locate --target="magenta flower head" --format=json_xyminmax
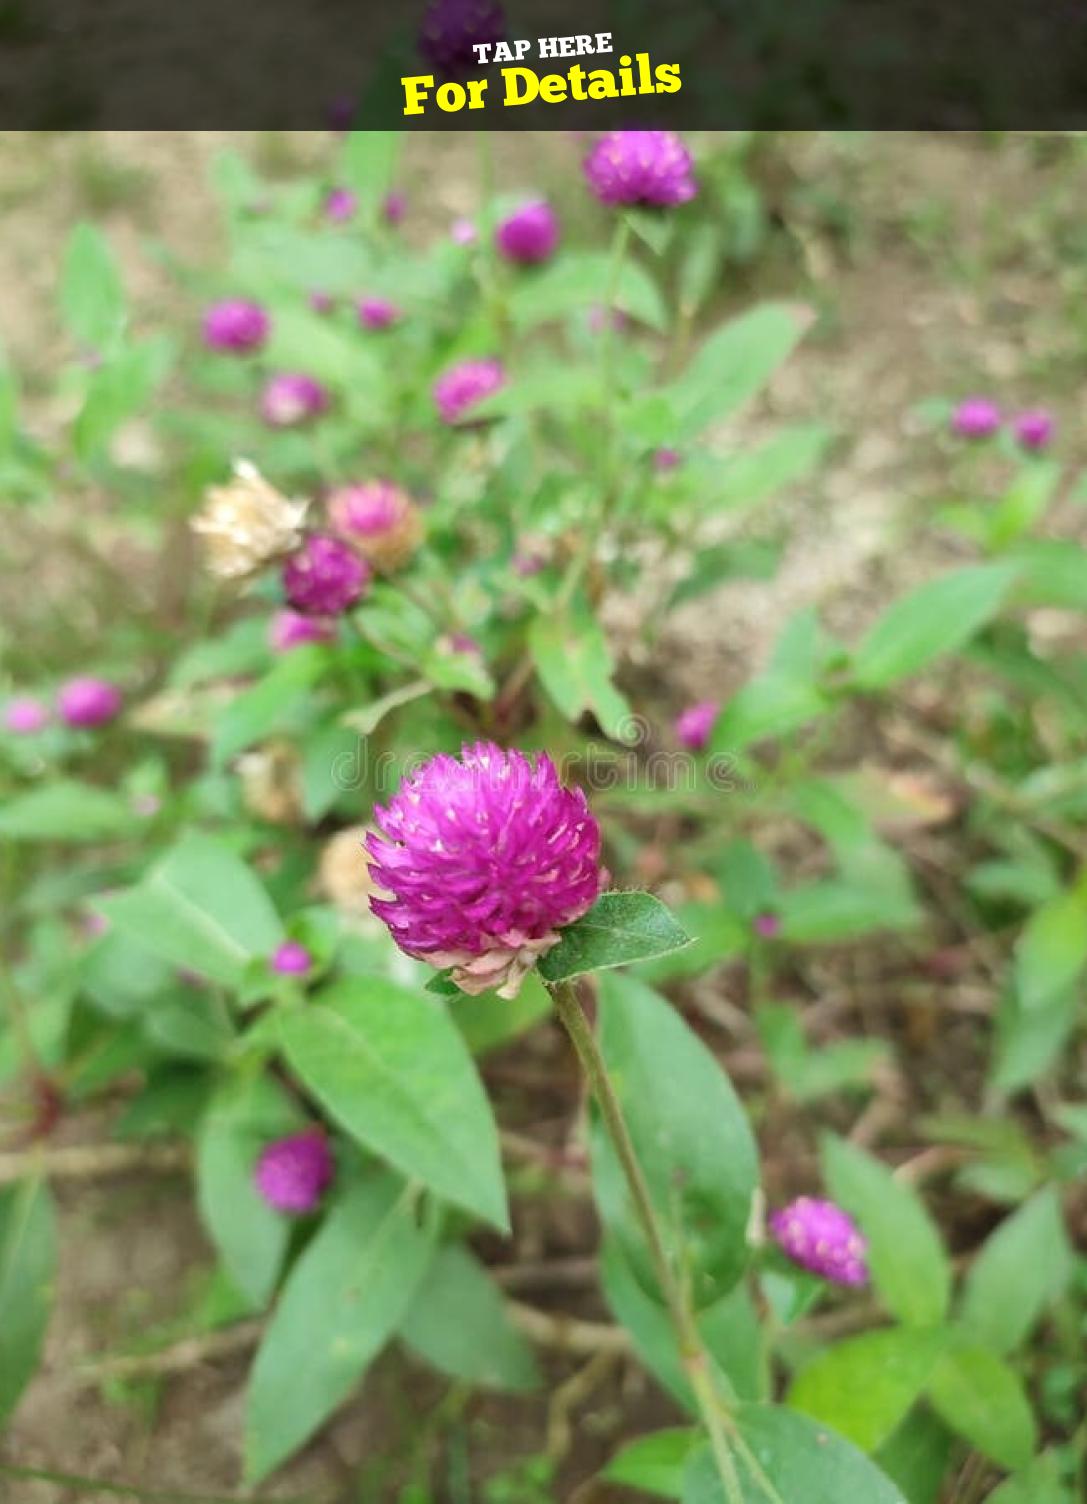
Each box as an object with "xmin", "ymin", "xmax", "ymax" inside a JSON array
[
  {"xmin": 950, "ymin": 396, "xmax": 1001, "ymax": 439},
  {"xmin": 368, "ymin": 742, "xmax": 605, "ymax": 998},
  {"xmin": 675, "ymin": 700, "xmax": 719, "ymax": 753},
  {"xmin": 260, "ymin": 372, "xmax": 330, "ymax": 428},
  {"xmin": 383, "ymin": 190, "xmax": 407, "ymax": 226},
  {"xmin": 254, "ymin": 1129, "xmax": 333, "ymax": 1215},
  {"xmin": 58, "ymin": 677, "xmax": 123, "ymax": 729},
  {"xmin": 451, "ymin": 217, "xmax": 478, "ymax": 245},
  {"xmin": 418, "ymin": 0, "xmax": 505, "ymax": 75},
  {"xmin": 269, "ymin": 609, "xmax": 336, "ymax": 652},
  {"xmin": 769, "ymin": 1197, "xmax": 868, "ymax": 1287},
  {"xmin": 282, "ymin": 533, "xmax": 371, "ymax": 616},
  {"xmin": 653, "ymin": 446, "xmax": 682, "ymax": 473},
  {"xmin": 433, "ymin": 358, "xmax": 506, "ymax": 425},
  {"xmin": 357, "ymin": 297, "xmax": 401, "ymax": 331},
  {"xmin": 495, "ymin": 201, "xmax": 560, "ymax": 265},
  {"xmin": 584, "ymin": 131, "xmax": 697, "ymax": 209},
  {"xmin": 4, "ymin": 696, "xmax": 49, "ymax": 734},
  {"xmin": 1013, "ymin": 409, "xmax": 1054, "ymax": 452},
  {"xmin": 753, "ymin": 912, "xmax": 781, "ymax": 941},
  {"xmin": 202, "ymin": 298, "xmax": 270, "ymax": 354},
  {"xmin": 271, "ymin": 940, "xmax": 312, "ymax": 975},
  {"xmin": 324, "ymin": 186, "xmax": 358, "ymax": 224},
  {"xmin": 328, "ymin": 480, "xmax": 423, "ymax": 572}
]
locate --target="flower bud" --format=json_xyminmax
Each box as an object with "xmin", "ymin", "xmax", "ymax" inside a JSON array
[
  {"xmin": 283, "ymin": 533, "xmax": 371, "ymax": 616},
  {"xmin": 4, "ymin": 696, "xmax": 49, "ymax": 734},
  {"xmin": 271, "ymin": 940, "xmax": 312, "ymax": 975},
  {"xmin": 203, "ymin": 299, "xmax": 269, "ymax": 354},
  {"xmin": 433, "ymin": 358, "xmax": 505, "ymax": 425},
  {"xmin": 324, "ymin": 187, "xmax": 358, "ymax": 223},
  {"xmin": 1013, "ymin": 409, "xmax": 1054, "ymax": 452},
  {"xmin": 950, "ymin": 397, "xmax": 1001, "ymax": 439},
  {"xmin": 496, "ymin": 201, "xmax": 560, "ymax": 265},
  {"xmin": 357, "ymin": 297, "xmax": 401, "ymax": 331},
  {"xmin": 269, "ymin": 610, "xmax": 336, "ymax": 652},
  {"xmin": 254, "ymin": 1129, "xmax": 333, "ymax": 1214},
  {"xmin": 328, "ymin": 481, "xmax": 423, "ymax": 573},
  {"xmin": 260, "ymin": 373, "xmax": 329, "ymax": 428},
  {"xmin": 584, "ymin": 131, "xmax": 697, "ymax": 208},
  {"xmin": 58, "ymin": 678, "xmax": 122, "ymax": 729},
  {"xmin": 769, "ymin": 1196, "xmax": 868, "ymax": 1286},
  {"xmin": 675, "ymin": 700, "xmax": 718, "ymax": 752}
]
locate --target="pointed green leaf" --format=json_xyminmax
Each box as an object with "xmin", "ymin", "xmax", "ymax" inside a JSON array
[
  {"xmin": 399, "ymin": 1244, "xmax": 539, "ymax": 1391},
  {"xmin": 927, "ymin": 1343, "xmax": 1036, "ymax": 1471},
  {"xmin": 0, "ymin": 1178, "xmax": 56, "ymax": 1423},
  {"xmin": 789, "ymin": 1328, "xmax": 947, "ymax": 1453},
  {"xmin": 539, "ymin": 892, "xmax": 691, "ymax": 983},
  {"xmin": 852, "ymin": 564, "xmax": 1017, "ymax": 689},
  {"xmin": 961, "ymin": 1187, "xmax": 1072, "ymax": 1354}
]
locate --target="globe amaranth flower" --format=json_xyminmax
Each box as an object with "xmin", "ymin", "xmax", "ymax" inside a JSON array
[
  {"xmin": 418, "ymin": 0, "xmax": 505, "ymax": 76},
  {"xmin": 383, "ymin": 190, "xmax": 407, "ymax": 226},
  {"xmin": 653, "ymin": 447, "xmax": 682, "ymax": 473},
  {"xmin": 269, "ymin": 609, "xmax": 336, "ymax": 652},
  {"xmin": 328, "ymin": 480, "xmax": 423, "ymax": 573},
  {"xmin": 451, "ymin": 217, "xmax": 478, "ymax": 245},
  {"xmin": 261, "ymin": 372, "xmax": 330, "ymax": 428},
  {"xmin": 203, "ymin": 298, "xmax": 270, "ymax": 354},
  {"xmin": 324, "ymin": 186, "xmax": 358, "ymax": 223},
  {"xmin": 191, "ymin": 461, "xmax": 308, "ymax": 580},
  {"xmin": 1013, "ymin": 409, "xmax": 1054, "ymax": 452},
  {"xmin": 433, "ymin": 358, "xmax": 506, "ymax": 425},
  {"xmin": 357, "ymin": 297, "xmax": 401, "ymax": 331},
  {"xmin": 58, "ymin": 677, "xmax": 123, "ymax": 728},
  {"xmin": 675, "ymin": 700, "xmax": 719, "ymax": 752},
  {"xmin": 769, "ymin": 1197, "xmax": 869, "ymax": 1287},
  {"xmin": 368, "ymin": 742, "xmax": 605, "ymax": 999},
  {"xmin": 950, "ymin": 396, "xmax": 1001, "ymax": 439},
  {"xmin": 4, "ymin": 696, "xmax": 49, "ymax": 734},
  {"xmin": 584, "ymin": 131, "xmax": 697, "ymax": 208},
  {"xmin": 753, "ymin": 911, "xmax": 781, "ymax": 940},
  {"xmin": 495, "ymin": 201, "xmax": 560, "ymax": 265},
  {"xmin": 283, "ymin": 533, "xmax": 371, "ymax": 616},
  {"xmin": 254, "ymin": 1129, "xmax": 333, "ymax": 1215},
  {"xmin": 271, "ymin": 940, "xmax": 313, "ymax": 975}
]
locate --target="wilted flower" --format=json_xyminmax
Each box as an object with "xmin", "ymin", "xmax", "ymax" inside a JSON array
[
  {"xmin": 950, "ymin": 397, "xmax": 1001, "ymax": 439},
  {"xmin": 418, "ymin": 0, "xmax": 505, "ymax": 76},
  {"xmin": 357, "ymin": 297, "xmax": 401, "ymax": 331},
  {"xmin": 368, "ymin": 742, "xmax": 605, "ymax": 998},
  {"xmin": 433, "ymin": 358, "xmax": 506, "ymax": 425},
  {"xmin": 451, "ymin": 217, "xmax": 478, "ymax": 245},
  {"xmin": 260, "ymin": 372, "xmax": 330, "ymax": 428},
  {"xmin": 328, "ymin": 481, "xmax": 423, "ymax": 573},
  {"xmin": 319, "ymin": 825, "xmax": 381, "ymax": 915},
  {"xmin": 496, "ymin": 201, "xmax": 560, "ymax": 265},
  {"xmin": 269, "ymin": 609, "xmax": 336, "ymax": 652},
  {"xmin": 1013, "ymin": 409, "xmax": 1054, "ymax": 452},
  {"xmin": 324, "ymin": 186, "xmax": 358, "ymax": 223},
  {"xmin": 237, "ymin": 741, "xmax": 303, "ymax": 825},
  {"xmin": 769, "ymin": 1197, "xmax": 868, "ymax": 1286},
  {"xmin": 58, "ymin": 678, "xmax": 122, "ymax": 729},
  {"xmin": 383, "ymin": 190, "xmax": 407, "ymax": 226},
  {"xmin": 584, "ymin": 131, "xmax": 697, "ymax": 208},
  {"xmin": 254, "ymin": 1129, "xmax": 333, "ymax": 1215},
  {"xmin": 192, "ymin": 461, "xmax": 308, "ymax": 580},
  {"xmin": 283, "ymin": 533, "xmax": 371, "ymax": 616},
  {"xmin": 675, "ymin": 700, "xmax": 718, "ymax": 752},
  {"xmin": 753, "ymin": 912, "xmax": 781, "ymax": 940},
  {"xmin": 271, "ymin": 940, "xmax": 312, "ymax": 975},
  {"xmin": 203, "ymin": 298, "xmax": 270, "ymax": 353},
  {"xmin": 4, "ymin": 697, "xmax": 49, "ymax": 734}
]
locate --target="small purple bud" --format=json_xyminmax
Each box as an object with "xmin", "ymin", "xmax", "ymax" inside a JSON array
[
  {"xmin": 383, "ymin": 191, "xmax": 407, "ymax": 226},
  {"xmin": 271, "ymin": 940, "xmax": 313, "ymax": 975},
  {"xmin": 203, "ymin": 299, "xmax": 270, "ymax": 354},
  {"xmin": 586, "ymin": 304, "xmax": 628, "ymax": 335},
  {"xmin": 513, "ymin": 550, "xmax": 546, "ymax": 578},
  {"xmin": 269, "ymin": 609, "xmax": 337, "ymax": 652},
  {"xmin": 653, "ymin": 447, "xmax": 682, "ymax": 472},
  {"xmin": 950, "ymin": 397, "xmax": 1001, "ymax": 440},
  {"xmin": 254, "ymin": 1129, "xmax": 333, "ymax": 1215},
  {"xmin": 1013, "ymin": 409, "xmax": 1054, "ymax": 452},
  {"xmin": 433, "ymin": 358, "xmax": 506, "ymax": 425},
  {"xmin": 769, "ymin": 1197, "xmax": 869, "ymax": 1287},
  {"xmin": 260, "ymin": 373, "xmax": 330, "ymax": 428},
  {"xmin": 495, "ymin": 201, "xmax": 560, "ymax": 265},
  {"xmin": 57, "ymin": 677, "xmax": 123, "ymax": 729},
  {"xmin": 308, "ymin": 290, "xmax": 336, "ymax": 315},
  {"xmin": 451, "ymin": 217, "xmax": 478, "ymax": 245},
  {"xmin": 753, "ymin": 912, "xmax": 781, "ymax": 940},
  {"xmin": 675, "ymin": 700, "xmax": 718, "ymax": 752},
  {"xmin": 325, "ymin": 187, "xmax": 358, "ymax": 224},
  {"xmin": 4, "ymin": 696, "xmax": 49, "ymax": 734},
  {"xmin": 357, "ymin": 297, "xmax": 400, "ymax": 331},
  {"xmin": 283, "ymin": 533, "xmax": 371, "ymax": 616}
]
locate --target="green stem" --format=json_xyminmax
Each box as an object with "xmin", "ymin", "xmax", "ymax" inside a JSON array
[{"xmin": 549, "ymin": 979, "xmax": 744, "ymax": 1504}]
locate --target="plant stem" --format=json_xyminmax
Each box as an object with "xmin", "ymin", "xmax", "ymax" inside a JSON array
[{"xmin": 549, "ymin": 978, "xmax": 744, "ymax": 1504}]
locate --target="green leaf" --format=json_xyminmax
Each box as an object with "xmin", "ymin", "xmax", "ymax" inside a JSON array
[
  {"xmin": 60, "ymin": 223, "xmax": 125, "ymax": 349},
  {"xmin": 594, "ymin": 975, "xmax": 758, "ymax": 1307},
  {"xmin": 1014, "ymin": 885, "xmax": 1087, "ymax": 1012},
  {"xmin": 960, "ymin": 1188, "xmax": 1072, "ymax": 1354},
  {"xmin": 97, "ymin": 835, "xmax": 284, "ymax": 989},
  {"xmin": 821, "ymin": 1136, "xmax": 951, "ymax": 1327},
  {"xmin": 667, "ymin": 541, "xmax": 781, "ymax": 611},
  {"xmin": 788, "ymin": 1328, "xmax": 947, "ymax": 1453},
  {"xmin": 0, "ymin": 781, "xmax": 136, "ymax": 842},
  {"xmin": 398, "ymin": 1244, "xmax": 539, "ymax": 1391},
  {"xmin": 710, "ymin": 675, "xmax": 827, "ymax": 754},
  {"xmin": 340, "ymin": 130, "xmax": 402, "ymax": 226},
  {"xmin": 244, "ymin": 1171, "xmax": 435, "ymax": 1483},
  {"xmin": 875, "ymin": 1409, "xmax": 954, "ymax": 1504},
  {"xmin": 990, "ymin": 980, "xmax": 1080, "ymax": 1093},
  {"xmin": 852, "ymin": 564, "xmax": 1017, "ymax": 689},
  {"xmin": 986, "ymin": 1453, "xmax": 1072, "ymax": 1504},
  {"xmin": 196, "ymin": 1078, "xmax": 299, "ymax": 1311},
  {"xmin": 450, "ymin": 971, "xmax": 552, "ymax": 1054},
  {"xmin": 279, "ymin": 976, "xmax": 507, "ymax": 1230},
  {"xmin": 529, "ymin": 608, "xmax": 633, "ymax": 740},
  {"xmin": 538, "ymin": 892, "xmax": 691, "ymax": 984},
  {"xmin": 73, "ymin": 336, "xmax": 174, "ymax": 459},
  {"xmin": 779, "ymin": 879, "xmax": 920, "ymax": 943},
  {"xmin": 927, "ymin": 1342, "xmax": 1036, "ymax": 1471},
  {"xmin": 708, "ymin": 424, "xmax": 830, "ymax": 515},
  {"xmin": 0, "ymin": 1178, "xmax": 56, "ymax": 1423},
  {"xmin": 210, "ymin": 648, "xmax": 325, "ymax": 768},
  {"xmin": 1009, "ymin": 538, "xmax": 1087, "ymax": 610},
  {"xmin": 509, "ymin": 251, "xmax": 667, "ymax": 333},
  {"xmin": 604, "ymin": 1429, "xmax": 700, "ymax": 1499},
  {"xmin": 682, "ymin": 1404, "xmax": 907, "ymax": 1503},
  {"xmin": 667, "ymin": 303, "xmax": 808, "ymax": 440}
]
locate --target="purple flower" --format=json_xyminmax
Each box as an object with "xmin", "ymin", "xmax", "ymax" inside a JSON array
[
  {"xmin": 433, "ymin": 358, "xmax": 506, "ymax": 425},
  {"xmin": 57, "ymin": 677, "xmax": 123, "ymax": 729},
  {"xmin": 584, "ymin": 131, "xmax": 697, "ymax": 209},
  {"xmin": 447, "ymin": 631, "xmax": 482, "ymax": 656},
  {"xmin": 653, "ymin": 447, "xmax": 682, "ymax": 472},
  {"xmin": 357, "ymin": 297, "xmax": 401, "ymax": 331},
  {"xmin": 495, "ymin": 201, "xmax": 560, "ymax": 265},
  {"xmin": 325, "ymin": 187, "xmax": 358, "ymax": 224},
  {"xmin": 418, "ymin": 0, "xmax": 505, "ymax": 76},
  {"xmin": 282, "ymin": 534, "xmax": 371, "ymax": 616},
  {"xmin": 769, "ymin": 1197, "xmax": 869, "ymax": 1287},
  {"xmin": 383, "ymin": 191, "xmax": 407, "ymax": 226},
  {"xmin": 368, "ymin": 742, "xmax": 605, "ymax": 998},
  {"xmin": 4, "ymin": 696, "xmax": 49, "ymax": 734},
  {"xmin": 328, "ymin": 481, "xmax": 422, "ymax": 572},
  {"xmin": 272, "ymin": 940, "xmax": 313, "ymax": 975},
  {"xmin": 261, "ymin": 373, "xmax": 330, "ymax": 428},
  {"xmin": 951, "ymin": 397, "xmax": 1001, "ymax": 439},
  {"xmin": 753, "ymin": 912, "xmax": 781, "ymax": 940},
  {"xmin": 254, "ymin": 1129, "xmax": 333, "ymax": 1215},
  {"xmin": 675, "ymin": 700, "xmax": 718, "ymax": 752},
  {"xmin": 1013, "ymin": 409, "xmax": 1054, "ymax": 452},
  {"xmin": 202, "ymin": 299, "xmax": 270, "ymax": 354},
  {"xmin": 269, "ymin": 609, "xmax": 337, "ymax": 652},
  {"xmin": 451, "ymin": 217, "xmax": 478, "ymax": 245},
  {"xmin": 309, "ymin": 290, "xmax": 336, "ymax": 315}
]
